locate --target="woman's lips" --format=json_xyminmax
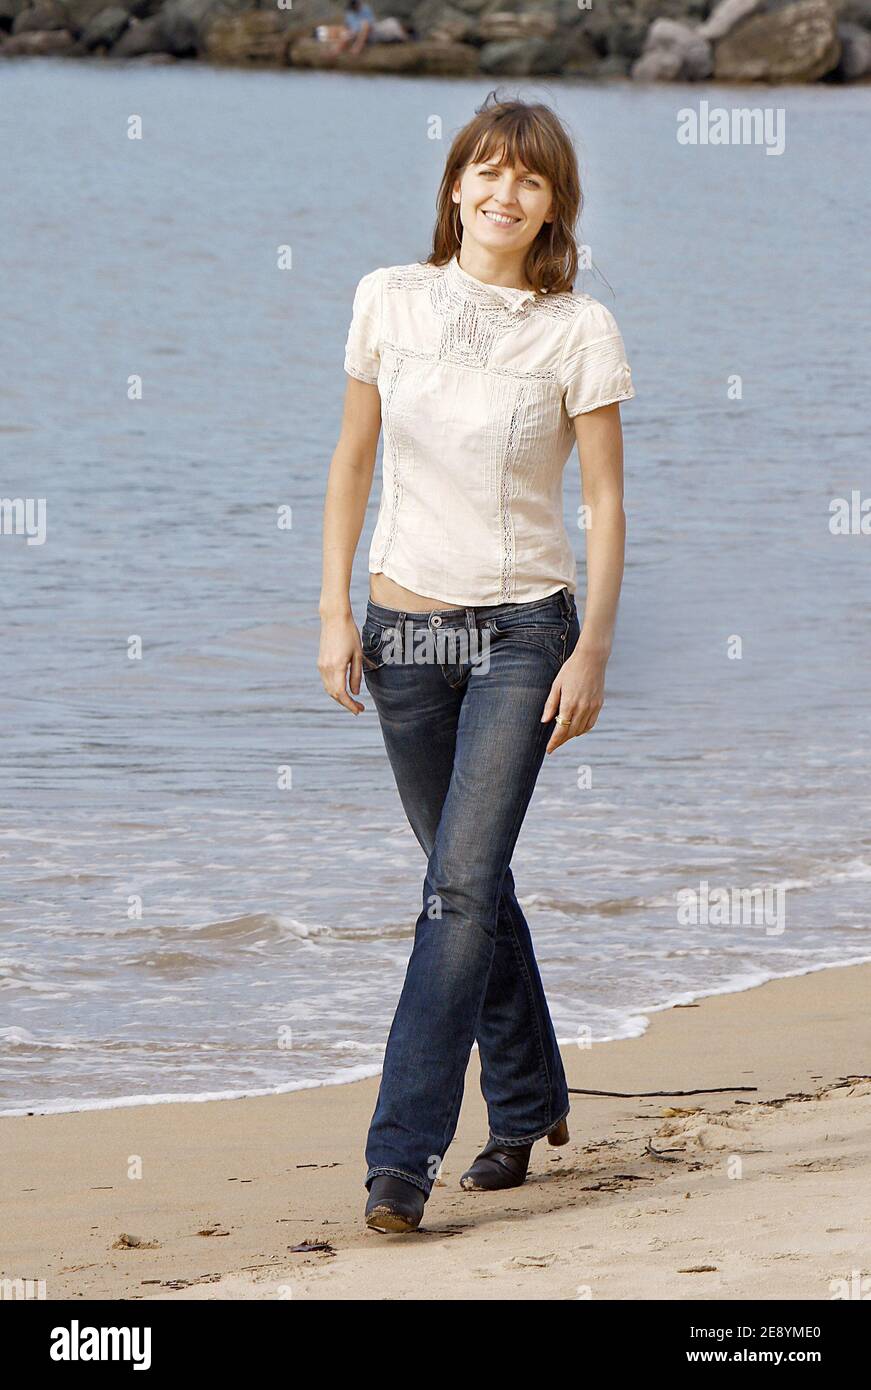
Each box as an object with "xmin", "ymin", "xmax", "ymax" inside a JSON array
[{"xmin": 481, "ymin": 209, "xmax": 520, "ymax": 227}]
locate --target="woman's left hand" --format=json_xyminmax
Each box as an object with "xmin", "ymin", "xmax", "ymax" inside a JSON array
[{"xmin": 541, "ymin": 640, "xmax": 608, "ymax": 754}]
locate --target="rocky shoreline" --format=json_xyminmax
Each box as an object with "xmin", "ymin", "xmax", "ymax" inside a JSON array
[{"xmin": 2, "ymin": 0, "xmax": 870, "ymax": 82}]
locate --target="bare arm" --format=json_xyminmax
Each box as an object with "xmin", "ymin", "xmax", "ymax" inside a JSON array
[
  {"xmin": 542, "ymin": 401, "xmax": 626, "ymax": 753},
  {"xmin": 318, "ymin": 376, "xmax": 381, "ymax": 714}
]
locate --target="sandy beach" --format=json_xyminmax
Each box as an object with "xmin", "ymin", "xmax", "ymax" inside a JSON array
[{"xmin": 3, "ymin": 962, "xmax": 870, "ymax": 1302}]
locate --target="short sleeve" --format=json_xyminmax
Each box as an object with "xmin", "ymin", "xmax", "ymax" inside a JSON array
[
  {"xmin": 559, "ymin": 299, "xmax": 635, "ymax": 418},
  {"xmin": 343, "ymin": 268, "xmax": 382, "ymax": 385}
]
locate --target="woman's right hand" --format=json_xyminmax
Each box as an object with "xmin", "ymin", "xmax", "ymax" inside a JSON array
[{"xmin": 318, "ymin": 613, "xmax": 365, "ymax": 715}]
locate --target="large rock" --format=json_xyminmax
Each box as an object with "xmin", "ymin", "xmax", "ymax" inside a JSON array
[
  {"xmin": 714, "ymin": 0, "xmax": 841, "ymax": 82},
  {"xmin": 556, "ymin": 0, "xmax": 707, "ymax": 63},
  {"xmin": 81, "ymin": 3, "xmax": 128, "ymax": 45},
  {"xmin": 561, "ymin": 28, "xmax": 603, "ymax": 74},
  {"xmin": 365, "ymin": 0, "xmax": 417, "ymax": 18},
  {"xmin": 838, "ymin": 0, "xmax": 871, "ymax": 30},
  {"xmin": 555, "ymin": 0, "xmax": 707, "ymax": 24},
  {"xmin": 479, "ymin": 36, "xmax": 565, "ymax": 74},
  {"xmin": 428, "ymin": 16, "xmax": 476, "ymax": 43},
  {"xmin": 596, "ymin": 53, "xmax": 632, "ymax": 75},
  {"xmin": 446, "ymin": 0, "xmax": 492, "ymax": 13},
  {"xmin": 477, "ymin": 10, "xmax": 558, "ymax": 41},
  {"xmin": 0, "ymin": 0, "xmax": 32, "ymax": 25},
  {"xmin": 63, "ymin": 0, "xmax": 107, "ymax": 27},
  {"xmin": 832, "ymin": 18, "xmax": 871, "ymax": 74},
  {"xmin": 2, "ymin": 24, "xmax": 76, "ymax": 48},
  {"xmin": 157, "ymin": 0, "xmax": 248, "ymax": 56},
  {"xmin": 62, "ymin": 0, "xmax": 150, "ymax": 32},
  {"xmin": 632, "ymin": 17, "xmax": 713, "ymax": 79},
  {"xmin": 415, "ymin": 36, "xmax": 479, "ymax": 71},
  {"xmin": 630, "ymin": 44, "xmax": 683, "ymax": 80},
  {"xmin": 699, "ymin": 0, "xmax": 764, "ymax": 41},
  {"xmin": 12, "ymin": 0, "xmax": 69, "ymax": 32},
  {"xmin": 155, "ymin": 0, "xmax": 206, "ymax": 53},
  {"xmin": 289, "ymin": 35, "xmax": 479, "ymax": 74},
  {"xmin": 203, "ymin": 10, "xmax": 290, "ymax": 64},
  {"xmin": 563, "ymin": 1, "xmax": 648, "ymax": 60},
  {"xmin": 110, "ymin": 11, "xmax": 164, "ymax": 52},
  {"xmin": 410, "ymin": 0, "xmax": 473, "ymax": 39}
]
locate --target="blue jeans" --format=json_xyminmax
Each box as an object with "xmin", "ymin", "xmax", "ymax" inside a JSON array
[{"xmin": 360, "ymin": 584, "xmax": 581, "ymax": 1196}]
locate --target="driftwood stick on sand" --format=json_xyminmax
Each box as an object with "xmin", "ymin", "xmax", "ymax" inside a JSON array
[
  {"xmin": 568, "ymin": 1085, "xmax": 758, "ymax": 1098},
  {"xmin": 644, "ymin": 1141, "xmax": 687, "ymax": 1162}
]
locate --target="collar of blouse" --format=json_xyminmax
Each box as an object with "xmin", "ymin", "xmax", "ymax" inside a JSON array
[{"xmin": 444, "ymin": 252, "xmax": 541, "ymax": 316}]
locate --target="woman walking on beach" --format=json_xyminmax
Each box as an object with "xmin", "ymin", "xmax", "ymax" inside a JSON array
[{"xmin": 319, "ymin": 93, "xmax": 635, "ymax": 1232}]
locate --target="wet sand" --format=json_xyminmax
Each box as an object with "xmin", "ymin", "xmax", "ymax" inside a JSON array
[{"xmin": 3, "ymin": 962, "xmax": 870, "ymax": 1301}]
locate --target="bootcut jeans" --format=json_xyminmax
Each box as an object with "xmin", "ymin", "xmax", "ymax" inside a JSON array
[{"xmin": 360, "ymin": 583, "xmax": 581, "ymax": 1197}]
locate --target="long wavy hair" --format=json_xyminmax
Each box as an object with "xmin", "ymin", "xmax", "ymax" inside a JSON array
[{"xmin": 426, "ymin": 91, "xmax": 583, "ymax": 296}]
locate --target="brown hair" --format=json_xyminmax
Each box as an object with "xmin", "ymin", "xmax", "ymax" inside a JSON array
[{"xmin": 426, "ymin": 90, "xmax": 583, "ymax": 296}]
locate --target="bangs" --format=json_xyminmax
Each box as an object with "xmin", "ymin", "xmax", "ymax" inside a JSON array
[{"xmin": 469, "ymin": 119, "xmax": 555, "ymax": 181}]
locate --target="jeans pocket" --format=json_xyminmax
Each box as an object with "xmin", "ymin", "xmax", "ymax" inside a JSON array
[
  {"xmin": 488, "ymin": 612, "xmax": 570, "ymax": 669},
  {"xmin": 361, "ymin": 618, "xmax": 389, "ymax": 671}
]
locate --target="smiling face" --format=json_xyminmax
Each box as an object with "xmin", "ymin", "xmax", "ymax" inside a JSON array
[{"xmin": 451, "ymin": 144, "xmax": 554, "ymax": 257}]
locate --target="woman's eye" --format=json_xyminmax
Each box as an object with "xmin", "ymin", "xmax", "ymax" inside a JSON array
[{"xmin": 478, "ymin": 169, "xmax": 540, "ymax": 187}]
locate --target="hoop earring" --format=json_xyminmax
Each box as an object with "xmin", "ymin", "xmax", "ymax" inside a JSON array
[{"xmin": 452, "ymin": 203, "xmax": 462, "ymax": 247}]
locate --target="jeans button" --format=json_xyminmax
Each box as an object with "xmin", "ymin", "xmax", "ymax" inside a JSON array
[{"xmin": 431, "ymin": 613, "xmax": 442, "ymax": 627}]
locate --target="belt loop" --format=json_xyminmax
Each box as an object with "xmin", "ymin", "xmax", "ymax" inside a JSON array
[
  {"xmin": 395, "ymin": 612, "xmax": 407, "ymax": 656},
  {"xmin": 561, "ymin": 587, "xmax": 571, "ymax": 618}
]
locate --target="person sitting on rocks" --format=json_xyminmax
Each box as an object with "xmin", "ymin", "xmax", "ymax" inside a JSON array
[{"xmin": 325, "ymin": 1, "xmax": 412, "ymax": 56}]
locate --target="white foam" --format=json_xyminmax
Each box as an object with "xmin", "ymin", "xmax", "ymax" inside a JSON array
[{"xmin": 0, "ymin": 1063, "xmax": 386, "ymax": 1119}]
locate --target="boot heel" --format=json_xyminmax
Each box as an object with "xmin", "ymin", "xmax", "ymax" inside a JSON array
[{"xmin": 547, "ymin": 1118, "xmax": 569, "ymax": 1147}]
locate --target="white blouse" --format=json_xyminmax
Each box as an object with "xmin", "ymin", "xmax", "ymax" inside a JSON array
[{"xmin": 344, "ymin": 252, "xmax": 635, "ymax": 606}]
